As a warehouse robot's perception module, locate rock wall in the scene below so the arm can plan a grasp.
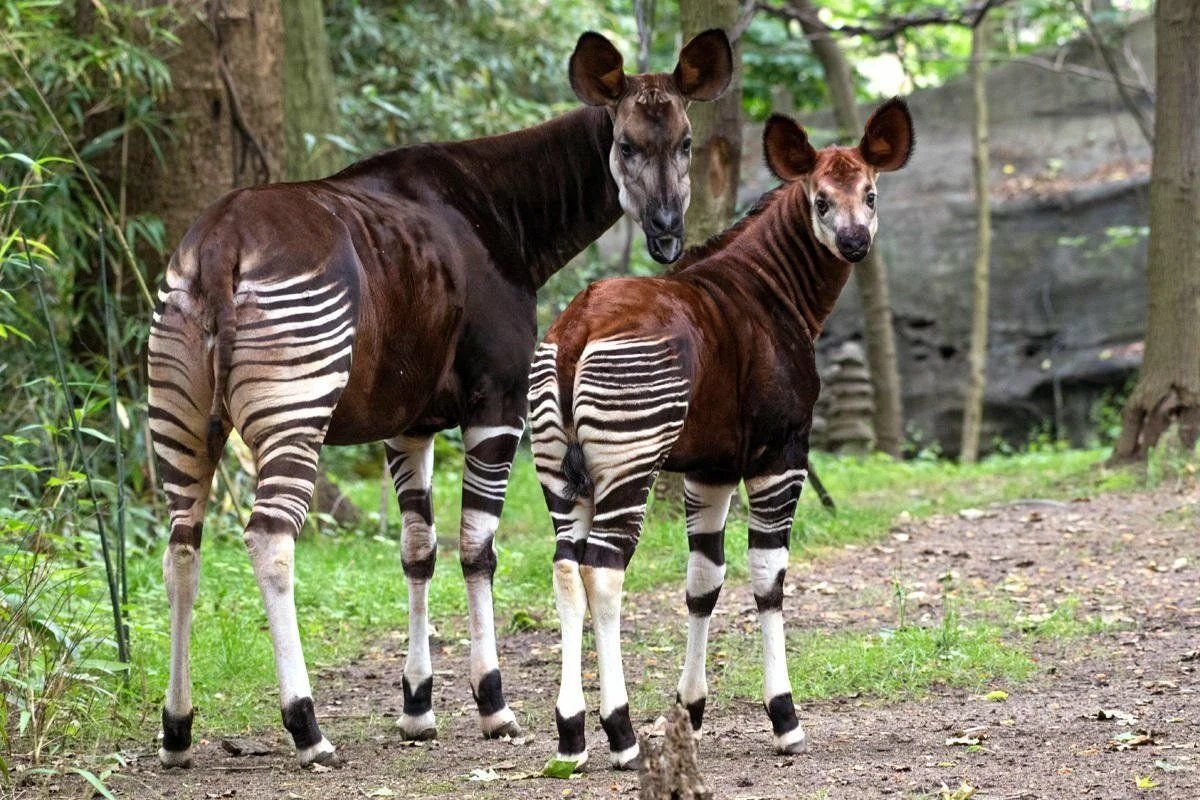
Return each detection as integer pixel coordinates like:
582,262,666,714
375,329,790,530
742,18,1155,454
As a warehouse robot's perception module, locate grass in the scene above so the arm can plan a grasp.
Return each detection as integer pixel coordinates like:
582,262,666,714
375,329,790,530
107,445,1134,742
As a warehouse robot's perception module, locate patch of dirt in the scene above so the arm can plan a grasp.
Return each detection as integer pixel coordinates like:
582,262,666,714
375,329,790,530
50,486,1200,799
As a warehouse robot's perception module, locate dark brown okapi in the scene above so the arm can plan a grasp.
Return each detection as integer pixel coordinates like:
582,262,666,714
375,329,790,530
147,30,733,768
529,99,914,770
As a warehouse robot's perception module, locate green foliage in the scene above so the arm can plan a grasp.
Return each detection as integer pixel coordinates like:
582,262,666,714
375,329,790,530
324,0,627,154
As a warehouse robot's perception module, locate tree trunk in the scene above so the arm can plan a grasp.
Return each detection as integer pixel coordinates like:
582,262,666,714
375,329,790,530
282,0,342,180
793,0,905,457
680,0,744,245
1111,0,1200,462
121,0,286,262
960,18,992,464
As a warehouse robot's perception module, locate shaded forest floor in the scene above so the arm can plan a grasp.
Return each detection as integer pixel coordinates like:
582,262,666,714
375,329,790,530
29,483,1200,799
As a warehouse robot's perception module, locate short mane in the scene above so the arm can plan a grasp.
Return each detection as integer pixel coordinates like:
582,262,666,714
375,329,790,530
668,185,787,273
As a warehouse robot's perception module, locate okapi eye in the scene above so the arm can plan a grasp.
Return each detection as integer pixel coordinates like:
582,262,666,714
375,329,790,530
866,192,877,209
680,137,692,156
814,197,830,216
618,142,637,159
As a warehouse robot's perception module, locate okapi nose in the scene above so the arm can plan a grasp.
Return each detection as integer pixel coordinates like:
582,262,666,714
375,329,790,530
645,205,683,238
836,226,871,263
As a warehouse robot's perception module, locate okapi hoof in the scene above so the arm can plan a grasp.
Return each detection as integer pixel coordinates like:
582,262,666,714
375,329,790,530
483,717,523,740
396,712,438,741
611,744,642,771
159,708,195,768
775,728,808,755
157,748,193,769
298,739,342,769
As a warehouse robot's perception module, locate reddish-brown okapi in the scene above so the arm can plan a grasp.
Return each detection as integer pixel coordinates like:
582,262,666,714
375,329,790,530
147,30,732,768
529,99,914,770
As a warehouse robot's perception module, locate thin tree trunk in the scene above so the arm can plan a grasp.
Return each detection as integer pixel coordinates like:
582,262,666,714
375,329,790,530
282,0,341,180
680,0,744,244
793,0,904,457
960,18,992,464
1111,0,1200,462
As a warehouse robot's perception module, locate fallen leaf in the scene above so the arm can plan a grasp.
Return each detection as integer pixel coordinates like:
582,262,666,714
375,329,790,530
542,759,578,779
1109,730,1157,751
1091,708,1138,726
468,768,500,782
366,789,396,798
1135,774,1160,790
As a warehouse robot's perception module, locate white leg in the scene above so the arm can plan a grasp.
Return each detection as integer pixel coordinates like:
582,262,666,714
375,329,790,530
245,529,338,766
582,565,640,769
160,542,200,767
553,557,589,766
746,469,807,754
386,435,439,739
460,424,523,737
677,479,735,737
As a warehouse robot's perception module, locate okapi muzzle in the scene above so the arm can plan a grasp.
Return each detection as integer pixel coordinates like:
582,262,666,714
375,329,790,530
569,28,733,264
644,201,685,263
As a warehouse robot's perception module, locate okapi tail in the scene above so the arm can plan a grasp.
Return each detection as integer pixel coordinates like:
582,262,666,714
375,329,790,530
561,440,594,501
201,242,237,465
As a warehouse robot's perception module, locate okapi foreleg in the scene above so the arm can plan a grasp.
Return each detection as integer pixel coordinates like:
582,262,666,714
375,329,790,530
676,479,735,735
745,467,807,754
385,435,439,740
460,424,524,737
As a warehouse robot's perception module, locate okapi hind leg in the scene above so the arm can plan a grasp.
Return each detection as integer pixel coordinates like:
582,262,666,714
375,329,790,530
243,442,341,768
385,435,439,740
460,422,525,738
676,479,736,737
530,343,593,767
745,466,808,754
148,287,227,768
574,336,690,770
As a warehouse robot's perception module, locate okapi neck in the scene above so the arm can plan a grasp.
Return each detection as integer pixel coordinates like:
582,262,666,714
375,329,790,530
731,193,853,339
440,106,623,289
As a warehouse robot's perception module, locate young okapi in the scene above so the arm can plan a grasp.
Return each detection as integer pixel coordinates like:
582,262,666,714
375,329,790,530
147,30,732,768
529,99,914,770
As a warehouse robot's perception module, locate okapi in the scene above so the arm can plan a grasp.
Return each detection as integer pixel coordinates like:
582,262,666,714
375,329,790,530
147,30,733,768
529,99,914,770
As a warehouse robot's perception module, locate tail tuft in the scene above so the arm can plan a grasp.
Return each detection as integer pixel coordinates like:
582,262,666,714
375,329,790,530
205,416,225,464
562,441,594,501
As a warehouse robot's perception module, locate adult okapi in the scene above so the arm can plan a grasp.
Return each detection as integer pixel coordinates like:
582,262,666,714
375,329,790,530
529,99,914,770
147,30,732,768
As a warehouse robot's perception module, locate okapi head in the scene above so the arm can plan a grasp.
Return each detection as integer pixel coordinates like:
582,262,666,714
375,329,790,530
763,97,914,263
569,29,733,264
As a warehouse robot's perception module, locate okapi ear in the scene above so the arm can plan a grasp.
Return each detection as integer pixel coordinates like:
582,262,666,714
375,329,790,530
673,28,733,102
859,97,915,172
763,114,817,181
570,32,627,107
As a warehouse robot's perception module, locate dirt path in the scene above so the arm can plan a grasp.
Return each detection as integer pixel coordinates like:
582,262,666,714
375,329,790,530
107,485,1200,799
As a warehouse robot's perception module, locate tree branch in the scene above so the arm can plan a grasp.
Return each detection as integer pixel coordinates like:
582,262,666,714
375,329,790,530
1068,0,1153,145
757,0,1015,41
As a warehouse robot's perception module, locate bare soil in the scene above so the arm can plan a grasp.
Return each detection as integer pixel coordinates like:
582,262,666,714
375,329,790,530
43,485,1200,799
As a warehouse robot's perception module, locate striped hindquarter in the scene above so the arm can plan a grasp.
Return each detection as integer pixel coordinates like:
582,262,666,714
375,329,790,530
530,337,690,770
148,263,355,768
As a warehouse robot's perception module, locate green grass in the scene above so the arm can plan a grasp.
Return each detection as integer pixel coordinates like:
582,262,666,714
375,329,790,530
110,446,1135,740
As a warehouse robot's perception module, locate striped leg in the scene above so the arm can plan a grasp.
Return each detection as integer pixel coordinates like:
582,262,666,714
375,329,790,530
229,271,354,767
745,467,808,754
148,289,225,768
530,344,594,767
676,479,735,737
385,435,439,740
460,423,524,737
575,338,690,770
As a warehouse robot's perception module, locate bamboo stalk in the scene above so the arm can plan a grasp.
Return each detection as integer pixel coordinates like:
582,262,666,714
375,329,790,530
99,231,129,609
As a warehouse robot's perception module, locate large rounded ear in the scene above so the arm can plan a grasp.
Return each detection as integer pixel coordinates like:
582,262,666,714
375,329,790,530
763,114,817,181
859,97,915,172
569,32,627,107
672,28,733,102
